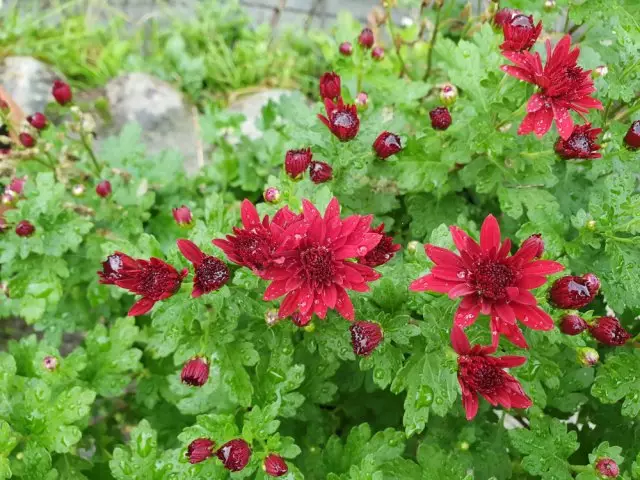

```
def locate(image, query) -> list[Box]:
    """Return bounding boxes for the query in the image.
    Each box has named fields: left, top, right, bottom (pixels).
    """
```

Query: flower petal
left=177, top=239, right=205, bottom=266
left=128, top=297, right=156, bottom=316
left=480, top=214, right=501, bottom=253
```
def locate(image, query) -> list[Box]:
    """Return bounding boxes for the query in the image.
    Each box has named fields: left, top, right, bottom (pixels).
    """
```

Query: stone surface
left=227, top=89, right=297, bottom=140
left=0, top=56, right=60, bottom=115
left=102, top=72, right=202, bottom=174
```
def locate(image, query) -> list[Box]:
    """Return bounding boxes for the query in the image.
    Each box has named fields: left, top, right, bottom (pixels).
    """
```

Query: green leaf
left=592, top=349, right=640, bottom=418
left=109, top=420, right=159, bottom=480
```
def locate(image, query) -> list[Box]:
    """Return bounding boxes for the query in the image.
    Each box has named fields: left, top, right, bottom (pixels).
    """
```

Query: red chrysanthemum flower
left=350, top=321, right=383, bottom=356
left=172, top=205, right=193, bottom=226
left=52, top=80, right=72, bottom=105
left=410, top=215, right=564, bottom=331
left=15, top=220, right=35, bottom=237
left=502, top=35, right=603, bottom=139
left=186, top=438, right=215, bottom=464
left=181, top=357, right=210, bottom=386
left=500, top=14, right=542, bottom=53
left=213, top=200, right=302, bottom=278
left=98, top=252, right=141, bottom=285
left=357, top=223, right=401, bottom=267
left=262, top=198, right=382, bottom=323
left=27, top=112, right=47, bottom=130
left=263, top=453, right=288, bottom=477
left=555, top=123, right=602, bottom=159
left=429, top=106, right=452, bottom=130
left=318, top=97, right=360, bottom=141
left=549, top=273, right=600, bottom=309
left=494, top=8, right=519, bottom=27
left=319, top=72, right=341, bottom=100
left=100, top=255, right=187, bottom=316
left=285, top=148, right=313, bottom=179
left=452, top=326, right=532, bottom=420
left=373, top=131, right=402, bottom=159
left=309, top=161, right=333, bottom=184
left=589, top=317, right=631, bottom=346
left=177, top=239, right=230, bottom=297
left=358, top=28, right=374, bottom=49
left=216, top=439, right=252, bottom=472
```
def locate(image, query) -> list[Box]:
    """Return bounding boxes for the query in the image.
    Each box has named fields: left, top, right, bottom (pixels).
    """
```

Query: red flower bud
left=172, top=205, right=193, bottom=226
left=96, top=180, right=112, bottom=198
left=440, top=84, right=458, bottom=106
left=559, top=314, right=588, bottom=335
left=319, top=72, right=341, bottom=100
left=309, top=161, right=333, bottom=184
left=216, top=439, right=252, bottom=472
left=355, top=92, right=368, bottom=110
left=8, top=176, right=26, bottom=195
left=43, top=355, right=58, bottom=371
left=589, top=317, right=631, bottom=346
left=555, top=123, right=602, bottom=159
left=624, top=120, right=640, bottom=149
left=493, top=8, right=520, bottom=27
left=429, top=106, right=452, bottom=130
left=186, top=438, right=215, bottom=464
left=522, top=233, right=544, bottom=259
left=549, top=274, right=600, bottom=309
left=595, top=458, right=619, bottom=478
left=263, top=453, right=288, bottom=477
left=349, top=321, right=383, bottom=356
left=500, top=14, right=542, bottom=53
left=285, top=148, right=312, bottom=179
left=263, top=187, right=281, bottom=204
left=15, top=220, right=35, bottom=237
left=181, top=357, right=210, bottom=386
left=52, top=80, right=72, bottom=105
left=27, top=112, right=48, bottom=130
left=372, top=46, right=385, bottom=60
left=358, top=28, right=374, bottom=49
left=373, top=131, right=402, bottom=159
left=318, top=98, right=360, bottom=141
left=19, top=133, right=35, bottom=148
left=339, top=41, right=353, bottom=56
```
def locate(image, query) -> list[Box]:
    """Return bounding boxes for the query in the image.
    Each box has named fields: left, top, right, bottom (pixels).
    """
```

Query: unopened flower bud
left=19, top=133, right=36, bottom=148
left=43, top=355, right=58, bottom=371
left=263, top=453, right=288, bottom=477
left=595, top=458, right=619, bottom=478
left=172, top=205, right=193, bottom=226
left=15, top=220, right=35, bottom=237
left=624, top=120, right=640, bottom=149
left=27, top=112, right=48, bottom=130
left=181, top=357, right=210, bottom=386
left=216, top=439, right=252, bottom=472
left=593, top=65, right=608, bottom=78
left=350, top=321, right=383, bottom=356
left=52, top=80, right=73, bottom=105
left=543, top=0, right=556, bottom=12
left=339, top=42, right=353, bottom=56
left=439, top=84, right=458, bottom=106
left=72, top=184, right=85, bottom=197
left=265, top=309, right=280, bottom=326
left=589, top=316, right=631, bottom=346
left=355, top=92, right=369, bottom=111
left=407, top=240, right=419, bottom=254
left=309, top=161, right=333, bottom=184
left=358, top=28, right=374, bottom=49
left=429, top=107, right=452, bottom=130
left=371, top=46, right=385, bottom=60
left=96, top=180, right=112, bottom=198
left=586, top=220, right=597, bottom=230
left=559, top=314, right=588, bottom=335
left=576, top=347, right=599, bottom=367
left=263, top=187, right=281, bottom=204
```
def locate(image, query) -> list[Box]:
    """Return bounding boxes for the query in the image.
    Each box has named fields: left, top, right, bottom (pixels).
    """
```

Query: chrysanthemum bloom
left=186, top=438, right=215, bottom=464
left=262, top=198, right=382, bottom=323
left=19, top=133, right=35, bottom=148
left=15, top=220, right=35, bottom=237
left=263, top=453, right=288, bottom=477
left=350, top=321, right=383, bottom=356
left=490, top=316, right=528, bottom=349
left=181, top=357, right=210, bottom=386
left=522, top=233, right=544, bottom=259
left=216, top=439, right=252, bottom=472
left=589, top=317, right=631, bottom=346
left=371, top=46, right=384, bottom=60
left=429, top=107, right=452, bottom=130
left=213, top=200, right=302, bottom=278
left=559, top=314, right=588, bottom=335
left=501, top=35, right=603, bottom=139
left=452, top=326, right=532, bottom=420
left=555, top=123, right=602, bottom=159
left=624, top=120, right=640, bottom=149
left=410, top=215, right=564, bottom=330
left=373, top=131, right=402, bottom=159
left=27, top=112, right=47, bottom=130
left=339, top=41, right=353, bottom=56
left=500, top=14, right=542, bottom=53
left=285, top=148, right=312, bottom=179
left=98, top=252, right=141, bottom=285
left=101, top=256, right=187, bottom=316
left=318, top=97, right=360, bottom=141
left=358, top=28, right=374, bottom=49
left=172, top=205, right=193, bottom=226
left=595, top=458, right=619, bottom=478
left=177, top=239, right=230, bottom=297
left=358, top=223, right=400, bottom=267
left=96, top=180, right=112, bottom=198
left=493, top=8, right=519, bottom=27
left=549, top=273, right=600, bottom=309
left=52, top=80, right=72, bottom=105
left=319, top=72, right=341, bottom=100
left=309, top=161, right=333, bottom=184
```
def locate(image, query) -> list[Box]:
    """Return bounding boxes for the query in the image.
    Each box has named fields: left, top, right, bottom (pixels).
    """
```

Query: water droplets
left=415, top=385, right=434, bottom=408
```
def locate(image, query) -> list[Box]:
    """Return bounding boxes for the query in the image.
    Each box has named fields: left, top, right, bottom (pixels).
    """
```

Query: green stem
left=423, top=6, right=442, bottom=82
left=603, top=234, right=638, bottom=245
left=80, top=133, right=102, bottom=176
left=569, top=465, right=589, bottom=473
left=563, top=6, right=571, bottom=33
left=385, top=5, right=406, bottom=77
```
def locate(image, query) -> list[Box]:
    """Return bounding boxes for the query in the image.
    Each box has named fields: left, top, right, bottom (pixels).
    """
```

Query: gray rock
left=103, top=73, right=202, bottom=174
left=0, top=56, right=60, bottom=115
left=227, top=89, right=296, bottom=140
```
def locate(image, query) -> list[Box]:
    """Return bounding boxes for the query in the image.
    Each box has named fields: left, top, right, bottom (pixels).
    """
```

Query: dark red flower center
left=300, top=246, right=335, bottom=286
left=139, top=265, right=179, bottom=300
left=333, top=111, right=356, bottom=128
left=566, top=132, right=593, bottom=155
left=196, top=256, right=230, bottom=292
left=468, top=260, right=516, bottom=300
left=234, top=230, right=272, bottom=270
left=460, top=356, right=506, bottom=393
left=510, top=14, right=533, bottom=30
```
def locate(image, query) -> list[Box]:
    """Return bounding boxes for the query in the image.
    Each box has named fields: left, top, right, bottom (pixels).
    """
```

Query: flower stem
left=385, top=4, right=407, bottom=78
left=569, top=465, right=589, bottom=473
left=80, top=133, right=102, bottom=177
left=563, top=6, right=571, bottom=33
left=423, top=6, right=442, bottom=82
